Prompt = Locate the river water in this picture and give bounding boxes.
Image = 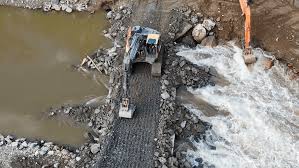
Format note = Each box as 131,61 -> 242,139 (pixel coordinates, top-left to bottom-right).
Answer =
177,43 -> 299,168
0,7 -> 110,145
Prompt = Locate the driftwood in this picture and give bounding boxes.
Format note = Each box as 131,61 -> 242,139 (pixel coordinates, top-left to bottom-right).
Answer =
86,56 -> 102,73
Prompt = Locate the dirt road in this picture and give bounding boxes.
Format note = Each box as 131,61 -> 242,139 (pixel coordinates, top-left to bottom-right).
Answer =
97,1 -> 163,167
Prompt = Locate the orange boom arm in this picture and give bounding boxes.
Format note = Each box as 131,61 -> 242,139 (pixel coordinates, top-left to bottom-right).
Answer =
239,0 -> 251,49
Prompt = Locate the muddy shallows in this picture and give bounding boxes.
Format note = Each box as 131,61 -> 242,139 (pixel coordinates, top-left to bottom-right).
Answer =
0,7 -> 109,145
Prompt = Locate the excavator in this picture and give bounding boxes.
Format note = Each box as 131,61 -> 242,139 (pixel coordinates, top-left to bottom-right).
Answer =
119,26 -> 162,118
239,0 -> 256,64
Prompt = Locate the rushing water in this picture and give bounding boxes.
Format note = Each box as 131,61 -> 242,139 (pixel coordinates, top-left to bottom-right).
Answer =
177,43 -> 299,168
0,7 -> 110,145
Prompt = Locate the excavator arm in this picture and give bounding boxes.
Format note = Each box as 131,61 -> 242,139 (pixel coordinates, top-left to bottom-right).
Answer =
119,27 -> 136,118
239,0 -> 256,64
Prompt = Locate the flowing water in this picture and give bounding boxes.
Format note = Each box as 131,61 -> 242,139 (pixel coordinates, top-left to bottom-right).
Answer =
0,7 -> 110,145
177,43 -> 299,168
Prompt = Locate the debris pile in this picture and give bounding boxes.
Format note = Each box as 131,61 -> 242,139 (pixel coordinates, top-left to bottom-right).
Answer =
0,134 -> 78,168
167,7 -> 218,48
153,6 -> 220,168
80,47 -> 119,75
154,41 -> 213,167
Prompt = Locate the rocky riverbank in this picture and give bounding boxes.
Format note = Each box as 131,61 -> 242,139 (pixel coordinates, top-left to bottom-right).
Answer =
0,134 -> 80,168
0,0 -> 114,13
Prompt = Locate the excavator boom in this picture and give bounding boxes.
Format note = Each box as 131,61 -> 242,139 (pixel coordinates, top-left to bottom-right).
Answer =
239,0 -> 256,64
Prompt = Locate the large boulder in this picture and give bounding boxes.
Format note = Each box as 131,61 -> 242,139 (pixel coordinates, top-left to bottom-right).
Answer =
202,19 -> 216,31
65,6 -> 73,13
161,91 -> 170,100
90,143 -> 101,154
52,4 -> 61,11
192,24 -> 207,43
43,2 -> 52,12
175,22 -> 193,39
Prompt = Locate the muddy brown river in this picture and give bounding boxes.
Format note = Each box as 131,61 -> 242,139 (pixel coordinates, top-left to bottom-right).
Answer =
0,7 -> 110,145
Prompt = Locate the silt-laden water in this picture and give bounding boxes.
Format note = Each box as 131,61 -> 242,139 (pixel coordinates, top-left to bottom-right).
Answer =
0,7 -> 109,145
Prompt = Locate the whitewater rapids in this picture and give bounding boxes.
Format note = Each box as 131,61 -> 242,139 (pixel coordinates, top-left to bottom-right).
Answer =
176,43 -> 299,168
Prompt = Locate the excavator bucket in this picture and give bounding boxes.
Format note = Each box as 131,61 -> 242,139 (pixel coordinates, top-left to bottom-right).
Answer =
119,98 -> 136,118
243,48 -> 256,64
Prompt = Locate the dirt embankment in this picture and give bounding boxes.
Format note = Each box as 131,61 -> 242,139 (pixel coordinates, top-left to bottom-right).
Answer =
177,0 -> 299,72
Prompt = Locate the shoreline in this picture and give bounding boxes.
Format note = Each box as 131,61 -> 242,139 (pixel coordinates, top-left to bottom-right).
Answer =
0,0 -> 113,13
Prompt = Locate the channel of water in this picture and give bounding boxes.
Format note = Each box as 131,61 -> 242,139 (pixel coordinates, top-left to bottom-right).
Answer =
0,7 -> 110,145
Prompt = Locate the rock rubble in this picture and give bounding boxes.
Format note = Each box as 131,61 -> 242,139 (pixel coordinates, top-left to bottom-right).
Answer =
153,6 -> 219,168
0,135 -> 79,168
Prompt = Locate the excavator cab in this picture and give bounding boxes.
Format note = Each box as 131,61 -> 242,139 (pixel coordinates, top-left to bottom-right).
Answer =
146,34 -> 160,55
146,33 -> 162,77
